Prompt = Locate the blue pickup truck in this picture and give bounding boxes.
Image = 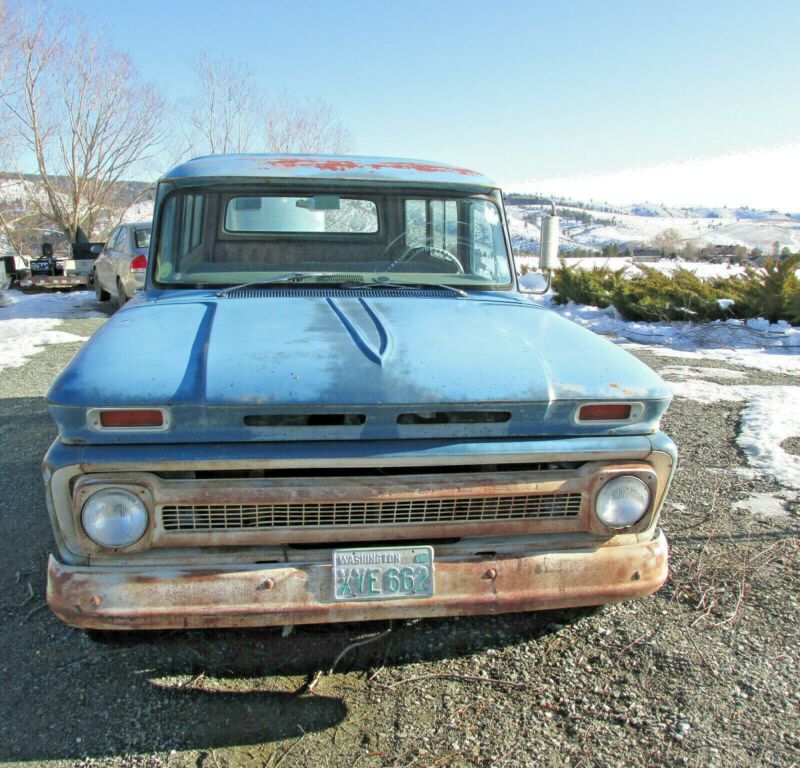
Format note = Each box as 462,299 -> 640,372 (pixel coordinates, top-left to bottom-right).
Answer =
42,154 -> 675,631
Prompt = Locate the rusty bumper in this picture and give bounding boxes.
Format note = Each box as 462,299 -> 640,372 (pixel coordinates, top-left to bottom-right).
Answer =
47,531 -> 668,630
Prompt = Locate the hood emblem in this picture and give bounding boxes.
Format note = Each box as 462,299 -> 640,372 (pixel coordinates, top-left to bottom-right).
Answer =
326,297 -> 389,366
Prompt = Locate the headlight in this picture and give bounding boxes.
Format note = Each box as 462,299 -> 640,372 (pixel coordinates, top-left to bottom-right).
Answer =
81,488 -> 148,548
595,475 -> 650,529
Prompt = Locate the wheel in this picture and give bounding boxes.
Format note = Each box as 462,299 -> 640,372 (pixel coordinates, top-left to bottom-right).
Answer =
387,245 -> 464,273
116,279 -> 128,306
94,270 -> 110,301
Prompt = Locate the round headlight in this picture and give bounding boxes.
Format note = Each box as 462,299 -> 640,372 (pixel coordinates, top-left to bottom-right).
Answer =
595,475 -> 650,529
81,488 -> 148,548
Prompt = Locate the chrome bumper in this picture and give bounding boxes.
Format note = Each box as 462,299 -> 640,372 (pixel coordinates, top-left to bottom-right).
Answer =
47,530 -> 668,630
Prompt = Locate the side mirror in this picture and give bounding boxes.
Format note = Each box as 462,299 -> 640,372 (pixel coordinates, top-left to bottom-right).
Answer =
518,205 -> 560,294
539,214 -> 560,271
90,244 -> 103,255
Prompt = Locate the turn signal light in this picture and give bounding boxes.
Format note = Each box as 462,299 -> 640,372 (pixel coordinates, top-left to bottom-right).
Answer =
578,403 -> 632,421
99,409 -> 164,428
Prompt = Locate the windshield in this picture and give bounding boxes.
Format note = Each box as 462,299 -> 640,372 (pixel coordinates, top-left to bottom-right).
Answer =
153,188 -> 513,288
134,228 -> 151,248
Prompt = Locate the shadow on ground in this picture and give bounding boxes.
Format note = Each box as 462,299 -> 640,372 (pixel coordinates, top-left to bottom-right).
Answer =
0,394 -> 576,762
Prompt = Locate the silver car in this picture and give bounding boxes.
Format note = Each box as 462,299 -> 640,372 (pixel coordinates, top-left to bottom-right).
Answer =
93,222 -> 151,304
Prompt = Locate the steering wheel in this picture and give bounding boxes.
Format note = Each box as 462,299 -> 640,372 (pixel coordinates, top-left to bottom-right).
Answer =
387,245 -> 464,273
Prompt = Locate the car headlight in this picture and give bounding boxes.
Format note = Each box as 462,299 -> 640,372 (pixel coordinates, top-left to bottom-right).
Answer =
595,475 -> 650,529
81,488 -> 148,548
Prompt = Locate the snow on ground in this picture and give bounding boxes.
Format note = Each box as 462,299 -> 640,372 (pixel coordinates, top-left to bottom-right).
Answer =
0,290 -> 103,373
668,378 -> 800,493
737,388 -> 800,493
732,493 -> 789,520
641,345 -> 800,375
0,289 -> 105,320
657,365 -> 746,381
516,254 -> 747,279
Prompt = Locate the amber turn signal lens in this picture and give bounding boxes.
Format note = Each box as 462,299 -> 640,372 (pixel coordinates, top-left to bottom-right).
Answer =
578,403 -> 632,421
99,409 -> 164,428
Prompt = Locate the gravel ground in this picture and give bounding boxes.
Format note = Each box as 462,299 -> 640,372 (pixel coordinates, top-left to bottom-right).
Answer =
0,292 -> 797,768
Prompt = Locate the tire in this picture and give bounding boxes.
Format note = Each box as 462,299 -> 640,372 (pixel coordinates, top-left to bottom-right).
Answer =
116,279 -> 128,306
94,271 -> 110,301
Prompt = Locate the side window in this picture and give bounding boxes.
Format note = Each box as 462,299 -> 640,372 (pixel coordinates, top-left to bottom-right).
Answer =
157,193 -> 206,280
116,228 -> 129,253
106,228 -> 120,251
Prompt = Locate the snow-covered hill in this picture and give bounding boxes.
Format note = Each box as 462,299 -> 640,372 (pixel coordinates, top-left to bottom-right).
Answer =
506,199 -> 800,254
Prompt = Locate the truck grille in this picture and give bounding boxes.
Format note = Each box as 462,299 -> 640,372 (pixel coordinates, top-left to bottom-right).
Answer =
161,492 -> 582,531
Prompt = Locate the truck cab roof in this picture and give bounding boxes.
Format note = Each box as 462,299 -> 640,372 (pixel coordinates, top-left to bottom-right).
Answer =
162,154 -> 497,190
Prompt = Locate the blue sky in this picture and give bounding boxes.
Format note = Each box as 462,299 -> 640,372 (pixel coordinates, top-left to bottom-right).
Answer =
66,0 -> 800,206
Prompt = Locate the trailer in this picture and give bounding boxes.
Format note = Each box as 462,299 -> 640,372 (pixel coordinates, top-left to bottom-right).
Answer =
21,240 -> 102,290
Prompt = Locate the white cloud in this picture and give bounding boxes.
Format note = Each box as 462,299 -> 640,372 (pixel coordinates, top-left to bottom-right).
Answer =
508,142 -> 800,211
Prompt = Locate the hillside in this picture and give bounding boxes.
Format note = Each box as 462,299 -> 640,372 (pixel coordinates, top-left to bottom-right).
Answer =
505,195 -> 800,254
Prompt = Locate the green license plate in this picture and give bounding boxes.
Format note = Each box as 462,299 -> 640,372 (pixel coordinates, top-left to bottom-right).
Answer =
333,546 -> 435,601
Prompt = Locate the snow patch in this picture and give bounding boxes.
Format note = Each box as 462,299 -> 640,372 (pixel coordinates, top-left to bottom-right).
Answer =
667,379 -> 800,491
738,387 -> 800,492
531,296 -> 800,374
0,290 -> 102,372
658,365 -> 746,381
732,493 -> 790,520
0,319 -> 87,372
0,289 -> 106,320
667,379 -> 744,403
645,345 -> 800,375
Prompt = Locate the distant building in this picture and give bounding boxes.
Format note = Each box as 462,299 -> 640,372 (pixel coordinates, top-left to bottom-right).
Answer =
626,247 -> 663,259
705,244 -> 736,256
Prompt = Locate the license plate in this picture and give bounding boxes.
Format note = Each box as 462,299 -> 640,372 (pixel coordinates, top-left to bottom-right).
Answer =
333,546 -> 434,601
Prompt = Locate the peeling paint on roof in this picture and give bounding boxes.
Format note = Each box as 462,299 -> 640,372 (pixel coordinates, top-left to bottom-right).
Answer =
162,153 -> 496,188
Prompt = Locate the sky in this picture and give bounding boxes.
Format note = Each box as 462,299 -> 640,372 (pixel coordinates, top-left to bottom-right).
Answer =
57,0 -> 800,209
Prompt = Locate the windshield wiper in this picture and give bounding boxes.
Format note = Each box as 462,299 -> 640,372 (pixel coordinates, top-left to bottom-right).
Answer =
215,272 -> 331,297
365,278 -> 468,298
216,272 -> 468,298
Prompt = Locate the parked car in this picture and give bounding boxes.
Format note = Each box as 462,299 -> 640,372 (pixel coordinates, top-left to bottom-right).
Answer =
42,154 -> 675,632
93,221 -> 151,304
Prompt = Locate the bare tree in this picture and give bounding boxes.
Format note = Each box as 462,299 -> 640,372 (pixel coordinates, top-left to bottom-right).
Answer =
651,227 -> 682,257
263,94 -> 351,154
0,0 -> 23,255
179,52 -> 350,159
0,0 -> 16,117
183,52 -> 262,157
2,5 -> 165,241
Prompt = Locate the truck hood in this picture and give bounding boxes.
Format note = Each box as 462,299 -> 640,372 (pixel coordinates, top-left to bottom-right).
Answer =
48,290 -> 672,443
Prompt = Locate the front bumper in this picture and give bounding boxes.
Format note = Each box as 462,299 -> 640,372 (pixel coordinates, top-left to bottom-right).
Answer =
47,530 -> 668,630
